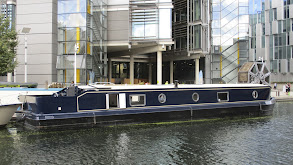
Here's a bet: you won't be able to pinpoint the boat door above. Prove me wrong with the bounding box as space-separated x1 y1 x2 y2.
106 93 126 109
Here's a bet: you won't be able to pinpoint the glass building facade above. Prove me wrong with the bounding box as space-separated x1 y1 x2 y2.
210 0 250 84
57 0 107 84
249 0 293 74
130 0 172 40
0 0 16 29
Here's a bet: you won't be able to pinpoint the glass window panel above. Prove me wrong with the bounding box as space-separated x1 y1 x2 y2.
181 10 187 21
159 9 171 38
195 25 201 49
239 7 248 15
57 70 64 83
58 13 87 27
283 20 287 32
181 37 187 49
270 47 274 60
287 19 291 32
57 69 86 83
282 33 286 46
58 27 86 42
274 47 279 59
212 20 220 28
261 11 265 23
58 41 86 55
213 36 221 45
145 24 157 38
213 12 220 20
279 46 283 59
278 21 282 33
269 9 273 22
270 35 273 47
212 4 220 12
132 24 145 37
239 15 249 24
58 0 86 14
262 36 265 48
274 35 279 46
194 0 201 21
212 28 221 36
239 0 249 6
286 46 292 59
56 55 86 69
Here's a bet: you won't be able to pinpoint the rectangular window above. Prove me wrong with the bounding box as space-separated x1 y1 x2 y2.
130 94 146 106
283 20 287 32
217 92 229 102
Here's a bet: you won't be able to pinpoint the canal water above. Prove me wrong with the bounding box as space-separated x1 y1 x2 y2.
1 102 293 164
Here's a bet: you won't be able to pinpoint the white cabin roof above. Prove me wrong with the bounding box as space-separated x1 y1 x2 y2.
78 83 269 90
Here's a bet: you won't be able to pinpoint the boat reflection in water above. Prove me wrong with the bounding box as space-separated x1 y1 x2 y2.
21 83 275 130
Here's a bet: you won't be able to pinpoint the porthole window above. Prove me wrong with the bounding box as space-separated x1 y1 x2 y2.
252 90 258 99
158 93 166 103
192 92 199 102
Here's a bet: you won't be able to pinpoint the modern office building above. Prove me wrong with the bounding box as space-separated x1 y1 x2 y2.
15 0 57 86
166 0 210 84
7 0 293 87
107 0 173 85
0 0 16 28
14 0 173 87
248 0 293 83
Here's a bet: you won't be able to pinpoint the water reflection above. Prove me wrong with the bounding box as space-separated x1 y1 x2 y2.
1 102 293 164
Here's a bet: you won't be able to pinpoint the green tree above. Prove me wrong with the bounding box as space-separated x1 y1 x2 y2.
0 14 17 75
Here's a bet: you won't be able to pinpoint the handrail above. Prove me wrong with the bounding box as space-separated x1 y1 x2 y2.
227 76 238 83
222 67 238 79
221 7 238 19
221 24 238 36
221 16 238 29
222 58 238 71
221 33 239 46
222 49 238 61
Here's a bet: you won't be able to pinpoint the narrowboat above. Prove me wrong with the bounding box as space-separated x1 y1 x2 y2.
21 83 275 129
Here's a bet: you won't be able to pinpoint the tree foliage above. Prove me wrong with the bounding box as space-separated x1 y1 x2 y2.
0 14 17 75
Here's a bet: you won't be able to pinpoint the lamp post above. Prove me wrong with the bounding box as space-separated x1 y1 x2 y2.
22 27 31 83
74 43 79 85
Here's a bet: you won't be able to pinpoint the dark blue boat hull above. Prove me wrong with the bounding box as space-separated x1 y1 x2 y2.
23 97 275 130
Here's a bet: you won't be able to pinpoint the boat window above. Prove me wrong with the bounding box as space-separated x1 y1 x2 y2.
130 94 146 106
192 92 199 102
158 93 167 103
217 92 229 102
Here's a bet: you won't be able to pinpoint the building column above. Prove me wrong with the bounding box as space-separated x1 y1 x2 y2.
170 60 173 84
108 58 112 83
195 58 200 84
130 54 134 84
148 63 152 84
157 51 162 85
7 73 12 82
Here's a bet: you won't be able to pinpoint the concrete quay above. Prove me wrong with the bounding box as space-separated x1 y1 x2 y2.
271 90 293 102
